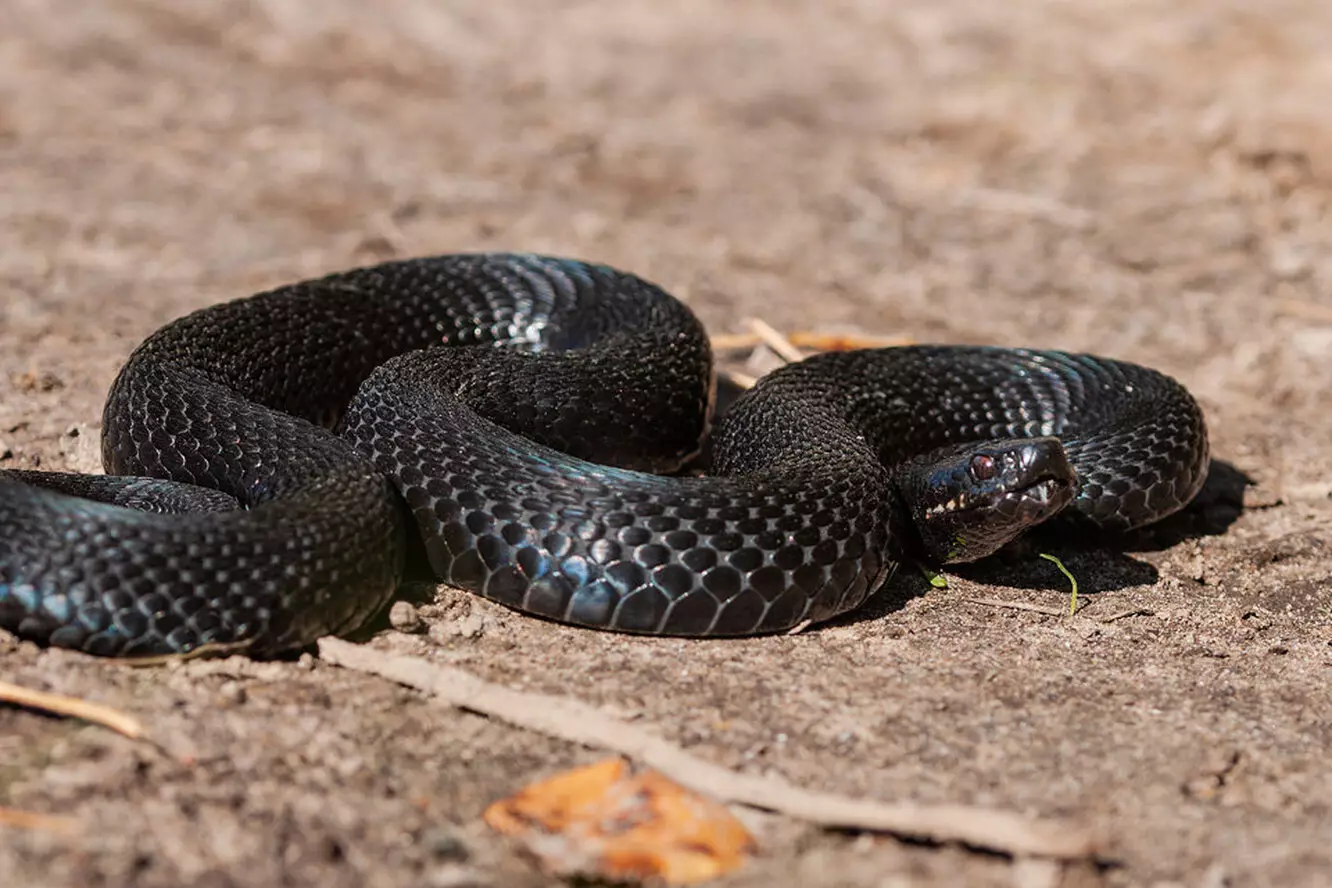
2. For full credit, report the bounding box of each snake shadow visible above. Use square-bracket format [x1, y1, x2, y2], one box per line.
[827, 457, 1252, 625]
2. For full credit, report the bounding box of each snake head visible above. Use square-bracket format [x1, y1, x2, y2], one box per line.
[894, 437, 1077, 564]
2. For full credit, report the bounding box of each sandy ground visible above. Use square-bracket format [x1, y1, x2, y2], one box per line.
[2, 1, 1331, 886]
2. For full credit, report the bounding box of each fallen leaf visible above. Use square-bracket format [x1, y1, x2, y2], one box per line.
[484, 757, 755, 884]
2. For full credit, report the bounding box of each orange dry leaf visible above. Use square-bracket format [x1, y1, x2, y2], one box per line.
[787, 332, 913, 352]
[484, 757, 755, 885]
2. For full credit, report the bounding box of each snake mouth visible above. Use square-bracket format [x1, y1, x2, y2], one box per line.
[924, 473, 1073, 522]
[994, 475, 1077, 527]
[920, 438, 1079, 528]
[991, 439, 1079, 527]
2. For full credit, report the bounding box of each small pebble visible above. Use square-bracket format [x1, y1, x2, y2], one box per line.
[425, 826, 471, 862]
[217, 680, 247, 706]
[426, 863, 486, 888]
[12, 370, 63, 392]
[428, 611, 486, 642]
[389, 601, 424, 633]
[61, 423, 103, 473]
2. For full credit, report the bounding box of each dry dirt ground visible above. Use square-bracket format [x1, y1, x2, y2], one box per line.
[2, 2, 1330, 886]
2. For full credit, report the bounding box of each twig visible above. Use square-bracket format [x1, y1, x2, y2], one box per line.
[710, 333, 768, 351]
[962, 598, 1071, 617]
[0, 806, 77, 834]
[1012, 857, 1063, 888]
[721, 370, 760, 390]
[1276, 298, 1332, 325]
[950, 188, 1094, 230]
[1099, 608, 1155, 624]
[0, 680, 145, 740]
[789, 332, 913, 352]
[318, 638, 1100, 860]
[744, 318, 806, 364]
[710, 332, 913, 352]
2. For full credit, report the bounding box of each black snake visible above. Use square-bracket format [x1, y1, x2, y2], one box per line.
[0, 254, 1210, 657]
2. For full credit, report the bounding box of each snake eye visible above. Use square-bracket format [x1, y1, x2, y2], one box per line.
[969, 453, 997, 481]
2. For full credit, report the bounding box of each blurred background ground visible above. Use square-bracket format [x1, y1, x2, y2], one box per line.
[1, 1, 1330, 886]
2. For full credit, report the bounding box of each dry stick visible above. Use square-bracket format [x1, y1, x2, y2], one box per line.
[317, 638, 1099, 860]
[1099, 608, 1156, 624]
[0, 805, 77, 834]
[710, 332, 913, 352]
[714, 328, 913, 391]
[951, 188, 1094, 231]
[744, 318, 806, 363]
[1275, 298, 1332, 325]
[1011, 856, 1064, 888]
[710, 332, 769, 351]
[717, 321, 800, 392]
[791, 332, 914, 351]
[962, 598, 1072, 618]
[721, 370, 760, 391]
[0, 680, 145, 740]
[0, 681, 147, 835]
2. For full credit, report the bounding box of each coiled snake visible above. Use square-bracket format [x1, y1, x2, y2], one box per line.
[0, 254, 1209, 657]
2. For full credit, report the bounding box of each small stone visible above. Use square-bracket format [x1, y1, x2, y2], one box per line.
[388, 601, 424, 633]
[1241, 483, 1283, 510]
[1188, 552, 1207, 584]
[466, 612, 492, 639]
[218, 680, 247, 706]
[427, 611, 486, 642]
[425, 826, 471, 862]
[425, 863, 486, 888]
[1269, 240, 1311, 279]
[1242, 609, 1273, 631]
[454, 612, 485, 639]
[12, 370, 63, 392]
[61, 423, 103, 474]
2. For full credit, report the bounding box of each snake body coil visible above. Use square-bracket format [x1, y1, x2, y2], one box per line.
[0, 254, 1209, 657]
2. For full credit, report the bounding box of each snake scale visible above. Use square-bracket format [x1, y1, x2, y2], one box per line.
[0, 254, 1209, 657]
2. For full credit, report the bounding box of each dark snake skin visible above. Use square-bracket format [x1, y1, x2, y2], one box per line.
[0, 254, 1209, 657]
